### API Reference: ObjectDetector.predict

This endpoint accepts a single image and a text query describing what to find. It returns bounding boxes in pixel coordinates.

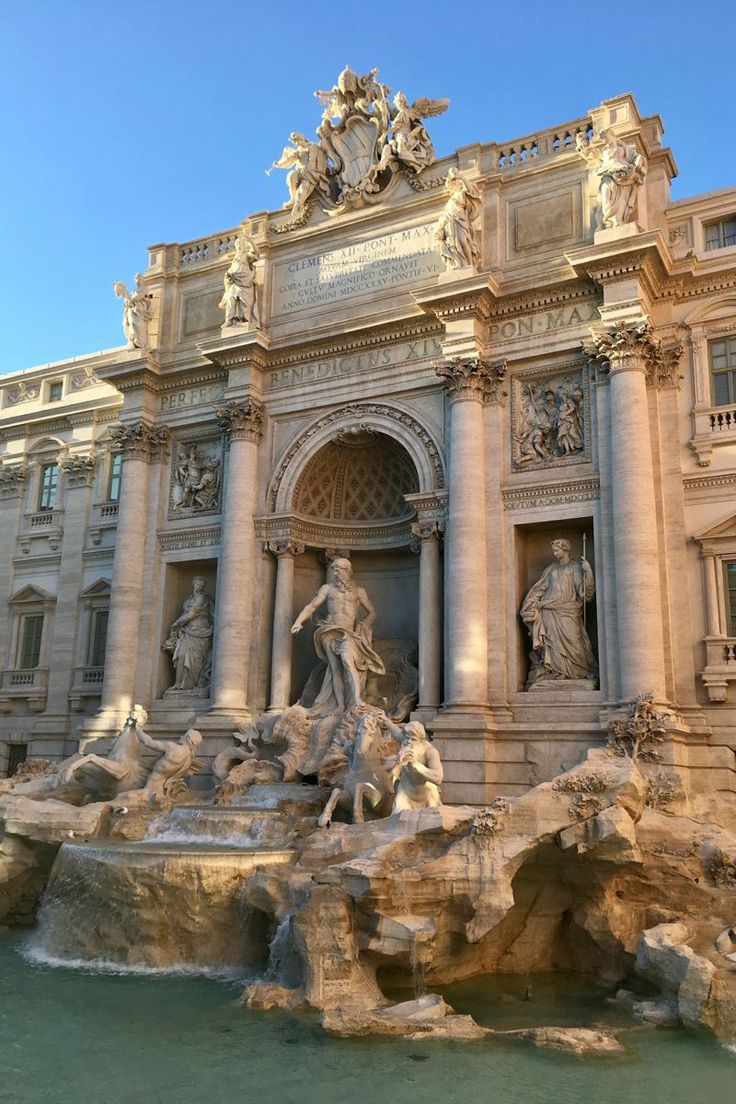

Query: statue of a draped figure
[163,576,214,694]
[520,539,597,688]
[291,557,385,717]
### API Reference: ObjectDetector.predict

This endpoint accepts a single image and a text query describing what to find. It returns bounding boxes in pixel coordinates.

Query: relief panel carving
[169,436,223,519]
[511,363,590,471]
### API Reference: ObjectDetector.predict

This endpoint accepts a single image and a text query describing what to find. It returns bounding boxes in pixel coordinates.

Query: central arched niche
[289,430,421,703]
[292,429,419,521]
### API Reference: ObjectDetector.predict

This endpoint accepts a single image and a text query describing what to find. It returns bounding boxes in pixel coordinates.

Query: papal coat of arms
[268,65,448,226]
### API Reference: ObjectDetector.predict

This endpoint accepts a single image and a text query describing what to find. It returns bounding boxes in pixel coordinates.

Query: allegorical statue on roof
[576,129,647,229]
[269,65,449,225]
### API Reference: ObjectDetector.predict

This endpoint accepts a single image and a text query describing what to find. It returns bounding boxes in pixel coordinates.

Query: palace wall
[1,89,736,805]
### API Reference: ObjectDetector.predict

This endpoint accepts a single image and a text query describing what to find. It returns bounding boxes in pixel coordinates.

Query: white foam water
[22,939,248,982]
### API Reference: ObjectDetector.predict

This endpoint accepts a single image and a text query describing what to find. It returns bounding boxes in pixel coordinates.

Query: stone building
[1,79,735,804]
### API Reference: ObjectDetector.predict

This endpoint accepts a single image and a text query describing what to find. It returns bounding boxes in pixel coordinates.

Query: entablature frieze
[157,525,222,552]
[502,476,600,511]
[254,511,415,552]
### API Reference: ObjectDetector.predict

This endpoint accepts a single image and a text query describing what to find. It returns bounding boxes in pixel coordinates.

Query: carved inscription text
[272,225,441,316]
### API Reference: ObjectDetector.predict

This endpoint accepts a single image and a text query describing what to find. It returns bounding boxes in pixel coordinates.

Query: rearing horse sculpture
[62,706,150,802]
[317,708,394,828]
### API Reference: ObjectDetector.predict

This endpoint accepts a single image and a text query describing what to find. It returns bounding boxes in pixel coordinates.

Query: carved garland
[269,402,445,510]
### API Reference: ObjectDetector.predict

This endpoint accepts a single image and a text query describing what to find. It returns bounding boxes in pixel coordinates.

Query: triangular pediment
[694,513,736,545]
[9,584,56,606]
[80,577,112,599]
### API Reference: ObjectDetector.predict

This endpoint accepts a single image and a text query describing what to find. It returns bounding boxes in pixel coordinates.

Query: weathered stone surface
[323,994,488,1040]
[0,795,110,845]
[500,1026,627,1057]
[0,836,51,926]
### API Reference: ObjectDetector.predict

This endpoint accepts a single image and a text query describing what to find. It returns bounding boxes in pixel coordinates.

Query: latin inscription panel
[272,224,441,316]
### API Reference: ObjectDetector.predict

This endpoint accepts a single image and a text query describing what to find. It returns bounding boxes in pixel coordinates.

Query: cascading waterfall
[27,798,300,972]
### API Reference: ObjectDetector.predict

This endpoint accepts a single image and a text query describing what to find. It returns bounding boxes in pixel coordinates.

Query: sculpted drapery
[521,540,596,686]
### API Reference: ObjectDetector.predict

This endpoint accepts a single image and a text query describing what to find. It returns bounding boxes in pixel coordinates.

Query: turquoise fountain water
[4,935,736,1104]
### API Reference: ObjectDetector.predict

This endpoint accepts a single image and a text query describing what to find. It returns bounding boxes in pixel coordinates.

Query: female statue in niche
[520,538,596,687]
[163,576,214,694]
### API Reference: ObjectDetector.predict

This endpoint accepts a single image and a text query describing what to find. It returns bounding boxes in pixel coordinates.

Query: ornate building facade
[1,79,735,803]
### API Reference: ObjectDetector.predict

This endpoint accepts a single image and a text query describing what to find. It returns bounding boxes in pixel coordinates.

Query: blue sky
[2,0,735,374]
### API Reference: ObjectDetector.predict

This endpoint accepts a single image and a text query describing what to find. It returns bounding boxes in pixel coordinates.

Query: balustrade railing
[496,118,593,171]
[179,234,236,268]
[1,668,48,691]
[709,407,736,432]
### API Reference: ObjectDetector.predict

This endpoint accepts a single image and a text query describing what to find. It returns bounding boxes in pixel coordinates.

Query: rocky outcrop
[242,750,736,1043]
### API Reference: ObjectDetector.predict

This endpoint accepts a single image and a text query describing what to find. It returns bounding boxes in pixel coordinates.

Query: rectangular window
[709,337,736,406]
[705,217,736,251]
[108,453,122,501]
[18,614,44,669]
[38,463,59,510]
[88,609,109,667]
[726,561,736,636]
[48,382,63,402]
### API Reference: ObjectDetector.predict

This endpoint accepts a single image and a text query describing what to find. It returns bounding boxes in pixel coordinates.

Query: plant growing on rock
[607,693,666,762]
[471,797,510,836]
[708,848,736,888]
[552,771,610,819]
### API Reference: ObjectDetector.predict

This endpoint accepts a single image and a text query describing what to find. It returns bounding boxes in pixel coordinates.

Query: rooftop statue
[269,65,448,222]
[113,275,153,351]
[576,129,646,229]
[435,167,482,270]
[219,235,260,328]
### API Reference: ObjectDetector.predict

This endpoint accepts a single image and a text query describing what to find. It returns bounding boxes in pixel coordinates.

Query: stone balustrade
[701,637,736,703]
[496,117,592,171]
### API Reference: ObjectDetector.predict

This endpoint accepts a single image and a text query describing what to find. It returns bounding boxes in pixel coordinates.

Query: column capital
[216,397,265,441]
[411,518,445,542]
[267,538,305,558]
[0,464,28,500]
[435,357,507,404]
[109,420,169,462]
[583,318,683,389]
[59,453,96,489]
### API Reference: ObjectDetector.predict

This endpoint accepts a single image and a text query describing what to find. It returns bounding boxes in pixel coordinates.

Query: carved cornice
[436,357,507,404]
[255,511,414,551]
[582,319,682,389]
[486,283,599,322]
[215,398,265,442]
[419,285,496,326]
[109,421,170,462]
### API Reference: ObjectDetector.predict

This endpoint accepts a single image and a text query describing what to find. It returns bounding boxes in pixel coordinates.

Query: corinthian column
[410,519,444,711]
[435,358,503,710]
[209,397,264,718]
[268,539,304,711]
[99,422,169,717]
[584,320,667,701]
